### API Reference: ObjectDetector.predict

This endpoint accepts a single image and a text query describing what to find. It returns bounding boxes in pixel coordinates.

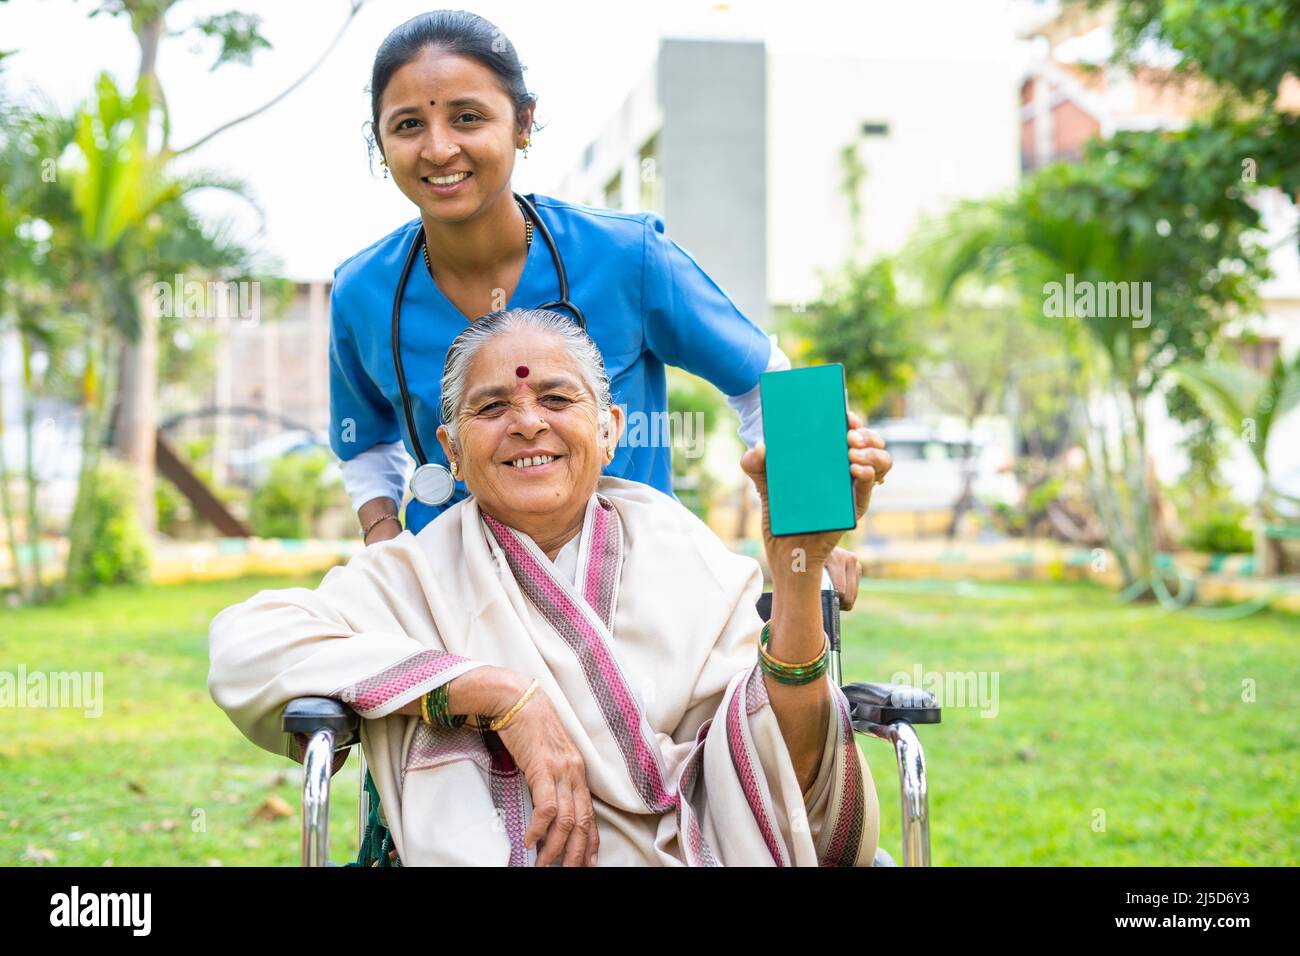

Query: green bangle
[758,621,830,686]
[421,684,467,729]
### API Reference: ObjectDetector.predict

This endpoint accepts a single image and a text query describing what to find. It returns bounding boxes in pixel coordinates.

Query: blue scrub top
[329,192,771,534]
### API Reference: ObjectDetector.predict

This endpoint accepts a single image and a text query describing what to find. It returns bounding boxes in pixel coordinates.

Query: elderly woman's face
[436,329,621,521]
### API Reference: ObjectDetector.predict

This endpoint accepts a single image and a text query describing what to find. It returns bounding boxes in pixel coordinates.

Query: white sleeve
[339,441,412,512]
[724,334,792,448]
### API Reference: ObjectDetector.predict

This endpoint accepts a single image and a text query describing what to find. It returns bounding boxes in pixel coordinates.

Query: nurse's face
[376,48,532,221]
[435,329,623,525]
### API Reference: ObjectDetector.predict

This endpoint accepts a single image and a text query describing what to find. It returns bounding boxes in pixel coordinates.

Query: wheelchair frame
[283,588,941,867]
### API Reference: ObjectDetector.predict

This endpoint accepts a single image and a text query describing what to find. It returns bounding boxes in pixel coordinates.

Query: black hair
[366,9,538,167]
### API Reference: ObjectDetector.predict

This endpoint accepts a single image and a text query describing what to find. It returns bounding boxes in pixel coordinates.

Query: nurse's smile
[421,170,472,196]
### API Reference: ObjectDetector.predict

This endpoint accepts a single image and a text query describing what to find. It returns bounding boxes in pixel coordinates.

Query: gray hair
[439,308,613,451]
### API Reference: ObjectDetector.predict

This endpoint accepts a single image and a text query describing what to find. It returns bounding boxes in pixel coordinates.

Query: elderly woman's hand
[741,410,890,589]
[494,680,600,867]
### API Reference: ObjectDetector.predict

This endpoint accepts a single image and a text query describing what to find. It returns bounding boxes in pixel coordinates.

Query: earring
[450,461,460,480]
[379,159,389,179]
[522,139,531,159]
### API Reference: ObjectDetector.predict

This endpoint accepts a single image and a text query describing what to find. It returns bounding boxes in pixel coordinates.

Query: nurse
[330,10,864,607]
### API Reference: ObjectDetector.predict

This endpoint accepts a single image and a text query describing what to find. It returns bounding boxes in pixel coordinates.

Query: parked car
[867,418,1018,513]
[227,430,342,489]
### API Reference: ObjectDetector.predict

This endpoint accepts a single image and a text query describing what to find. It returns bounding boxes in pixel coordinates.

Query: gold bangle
[758,623,829,669]
[488,678,539,733]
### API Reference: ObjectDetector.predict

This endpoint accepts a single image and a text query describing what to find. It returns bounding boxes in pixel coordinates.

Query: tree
[927,115,1268,589]
[1173,352,1300,569]
[0,67,266,598]
[1102,0,1300,105]
[792,257,923,416]
[65,0,368,533]
[54,72,262,591]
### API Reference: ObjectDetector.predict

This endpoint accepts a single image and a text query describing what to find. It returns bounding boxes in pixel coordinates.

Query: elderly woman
[209,308,893,866]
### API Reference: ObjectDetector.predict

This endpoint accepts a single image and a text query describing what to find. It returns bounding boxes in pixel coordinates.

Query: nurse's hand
[359,498,403,545]
[826,547,862,610]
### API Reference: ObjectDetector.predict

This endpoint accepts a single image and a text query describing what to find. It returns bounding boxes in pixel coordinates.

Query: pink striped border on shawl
[484,730,531,866]
[404,722,530,866]
[582,498,619,631]
[818,690,867,867]
[674,719,721,866]
[334,648,472,717]
[727,664,790,866]
[482,498,676,813]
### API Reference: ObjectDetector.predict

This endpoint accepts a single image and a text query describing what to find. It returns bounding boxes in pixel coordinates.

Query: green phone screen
[759,364,856,537]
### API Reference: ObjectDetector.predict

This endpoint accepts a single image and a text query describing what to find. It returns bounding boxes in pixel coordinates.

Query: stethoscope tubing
[389,193,587,499]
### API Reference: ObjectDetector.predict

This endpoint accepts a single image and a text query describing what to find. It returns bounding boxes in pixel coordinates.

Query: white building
[554,3,1025,321]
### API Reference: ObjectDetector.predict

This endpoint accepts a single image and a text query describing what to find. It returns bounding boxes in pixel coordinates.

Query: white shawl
[208,476,878,866]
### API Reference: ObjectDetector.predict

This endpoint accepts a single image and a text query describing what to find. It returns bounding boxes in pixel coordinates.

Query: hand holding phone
[741,365,891,579]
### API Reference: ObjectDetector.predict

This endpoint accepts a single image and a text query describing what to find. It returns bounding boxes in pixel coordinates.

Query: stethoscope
[392,192,587,506]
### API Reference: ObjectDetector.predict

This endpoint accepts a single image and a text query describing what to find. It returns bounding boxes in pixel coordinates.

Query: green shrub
[249,449,337,539]
[1184,501,1253,554]
[67,457,151,591]
[156,478,186,535]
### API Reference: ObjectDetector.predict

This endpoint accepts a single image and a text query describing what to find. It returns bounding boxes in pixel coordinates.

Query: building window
[1236,337,1281,373]
[639,133,662,214]
[603,170,623,210]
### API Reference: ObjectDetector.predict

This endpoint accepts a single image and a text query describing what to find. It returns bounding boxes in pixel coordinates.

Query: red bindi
[515,365,529,378]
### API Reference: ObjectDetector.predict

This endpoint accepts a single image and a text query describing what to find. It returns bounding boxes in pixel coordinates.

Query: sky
[0,0,1032,279]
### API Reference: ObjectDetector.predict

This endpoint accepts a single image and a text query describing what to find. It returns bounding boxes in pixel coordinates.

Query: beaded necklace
[422,199,532,280]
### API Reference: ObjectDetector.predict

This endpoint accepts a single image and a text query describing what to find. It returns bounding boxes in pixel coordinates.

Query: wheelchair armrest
[842,682,941,726]
[282,697,361,749]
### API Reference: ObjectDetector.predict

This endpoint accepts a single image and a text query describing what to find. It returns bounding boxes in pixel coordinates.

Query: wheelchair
[283,584,941,867]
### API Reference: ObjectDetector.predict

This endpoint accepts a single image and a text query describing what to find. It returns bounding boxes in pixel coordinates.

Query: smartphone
[759,364,856,537]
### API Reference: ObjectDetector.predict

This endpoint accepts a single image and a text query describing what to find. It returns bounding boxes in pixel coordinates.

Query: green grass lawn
[1,574,1295,866]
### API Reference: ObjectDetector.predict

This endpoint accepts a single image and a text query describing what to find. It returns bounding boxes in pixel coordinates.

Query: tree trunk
[1077,385,1136,587]
[66,327,114,593]
[114,283,158,534]
[108,8,167,537]
[946,454,977,539]
[0,349,30,603]
[20,330,46,600]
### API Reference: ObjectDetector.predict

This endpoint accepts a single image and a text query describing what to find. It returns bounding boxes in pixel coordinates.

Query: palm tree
[919,118,1268,596]
[20,72,261,594]
[105,0,369,533]
[1174,353,1300,572]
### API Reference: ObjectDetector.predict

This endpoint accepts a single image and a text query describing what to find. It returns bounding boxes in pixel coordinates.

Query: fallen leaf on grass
[23,846,55,865]
[250,795,294,822]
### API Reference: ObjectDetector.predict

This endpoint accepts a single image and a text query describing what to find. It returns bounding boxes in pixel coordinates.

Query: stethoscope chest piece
[410,462,456,506]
